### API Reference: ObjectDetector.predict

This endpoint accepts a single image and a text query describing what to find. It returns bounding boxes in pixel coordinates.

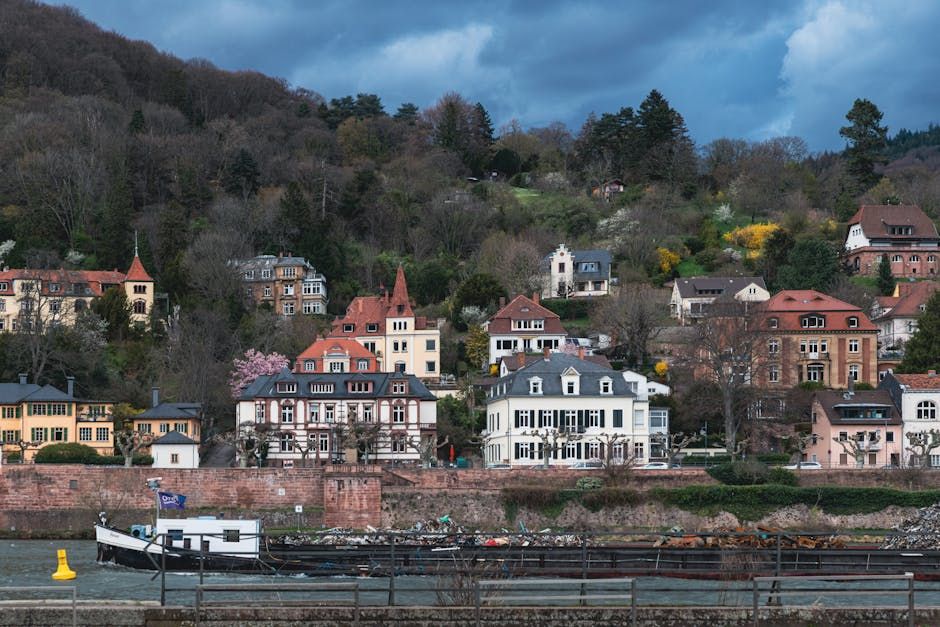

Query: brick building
[843,205,940,278]
[238,253,327,317]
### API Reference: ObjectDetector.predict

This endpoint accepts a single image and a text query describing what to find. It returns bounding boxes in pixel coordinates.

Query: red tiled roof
[893,373,940,390]
[847,205,939,239]
[387,265,414,318]
[331,295,387,336]
[0,268,127,296]
[877,281,940,319]
[294,338,378,372]
[759,290,877,331]
[125,255,154,282]
[486,295,566,335]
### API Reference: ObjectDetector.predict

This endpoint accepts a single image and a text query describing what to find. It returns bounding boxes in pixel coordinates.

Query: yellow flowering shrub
[657,247,681,274]
[722,223,780,253]
[654,361,669,378]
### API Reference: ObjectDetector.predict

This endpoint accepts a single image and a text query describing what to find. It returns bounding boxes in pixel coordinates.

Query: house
[0,374,114,461]
[483,351,652,468]
[591,179,626,202]
[881,372,940,467]
[484,294,568,365]
[804,389,902,468]
[755,290,879,389]
[238,253,327,317]
[540,244,612,299]
[843,205,940,278]
[669,276,769,325]
[150,431,200,468]
[133,388,202,444]
[329,266,440,381]
[235,368,437,466]
[498,351,611,378]
[0,253,154,332]
[871,281,940,358]
[293,337,380,374]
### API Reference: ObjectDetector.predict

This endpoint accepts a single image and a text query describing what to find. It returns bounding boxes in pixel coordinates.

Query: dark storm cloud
[56,0,940,151]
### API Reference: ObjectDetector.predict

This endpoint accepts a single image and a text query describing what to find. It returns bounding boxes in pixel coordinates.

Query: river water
[1,540,938,608]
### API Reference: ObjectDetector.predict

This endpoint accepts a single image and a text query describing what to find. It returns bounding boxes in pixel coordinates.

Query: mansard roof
[848,205,939,240]
[239,371,436,401]
[491,352,636,398]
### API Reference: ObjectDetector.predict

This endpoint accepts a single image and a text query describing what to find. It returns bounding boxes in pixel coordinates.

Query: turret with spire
[386,264,414,318]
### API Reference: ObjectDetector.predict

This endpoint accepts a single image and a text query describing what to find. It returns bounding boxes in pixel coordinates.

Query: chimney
[66,376,74,397]
[532,292,540,305]
[577,347,585,360]
[18,373,27,385]
[499,296,506,308]
[151,387,160,408]
[930,370,938,377]
[543,346,551,361]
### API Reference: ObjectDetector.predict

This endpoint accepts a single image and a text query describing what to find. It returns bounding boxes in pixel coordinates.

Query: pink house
[805,389,902,468]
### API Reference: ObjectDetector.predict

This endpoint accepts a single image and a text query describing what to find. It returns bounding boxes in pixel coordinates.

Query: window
[30,427,46,442]
[612,409,623,428]
[263,285,272,297]
[848,364,859,382]
[282,302,295,316]
[302,301,320,314]
[160,423,169,433]
[768,317,779,329]
[633,409,644,428]
[319,433,329,452]
[280,432,294,452]
[911,255,920,262]
[633,442,645,460]
[79,427,92,441]
[849,339,859,353]
[392,381,407,395]
[302,281,321,295]
[801,315,825,328]
[426,339,436,351]
[245,287,253,298]
[96,427,109,441]
[1,430,19,443]
[343,323,354,333]
[223,529,240,543]
[277,382,297,393]
[283,283,295,296]
[566,381,575,395]
[357,359,369,370]
[363,404,374,422]
[329,361,346,373]
[768,339,779,354]
[309,403,319,422]
[917,401,937,420]
[391,436,407,453]
[887,431,895,443]
[255,404,265,421]
[511,319,544,330]
[768,365,779,383]
[838,431,847,441]
[425,361,436,373]
[393,403,405,423]
[51,427,67,441]
[892,255,902,262]
[280,404,294,423]
[309,383,334,394]
[806,363,825,382]
[0,282,6,290]
[600,378,612,394]
[50,300,61,313]
[138,423,152,434]
[133,284,147,294]
[244,270,255,280]
[516,410,531,428]
[349,381,370,393]
[174,422,187,434]
[847,317,858,328]
[304,360,316,372]
[930,256,937,263]
[283,266,296,278]
[588,410,601,428]
[170,453,179,464]
[261,269,272,279]
[392,320,408,331]
[133,300,147,315]
[558,263,565,273]
[366,323,378,333]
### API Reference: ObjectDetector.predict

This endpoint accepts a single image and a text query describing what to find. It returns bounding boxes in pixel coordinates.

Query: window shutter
[553,410,559,428]
[529,446,536,460]
[576,442,582,459]
[561,445,566,459]
[598,443,605,460]
[514,410,520,429]
[577,410,585,428]
[538,443,544,459]
[600,410,605,428]
[514,442,520,460]
[64,428,68,441]
[614,410,623,428]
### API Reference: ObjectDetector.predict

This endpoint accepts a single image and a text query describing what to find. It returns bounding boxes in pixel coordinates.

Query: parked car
[639,462,677,470]
[570,460,604,470]
[486,463,512,470]
[783,461,822,470]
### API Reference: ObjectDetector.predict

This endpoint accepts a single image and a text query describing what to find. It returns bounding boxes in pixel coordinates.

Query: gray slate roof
[540,248,611,279]
[0,382,90,404]
[490,353,637,399]
[151,431,198,446]
[239,369,436,401]
[137,402,202,420]
[237,255,325,279]
[674,276,766,299]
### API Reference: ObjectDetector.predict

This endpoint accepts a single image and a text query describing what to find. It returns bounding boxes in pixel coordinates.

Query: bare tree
[592,283,665,367]
[114,429,154,467]
[520,428,583,468]
[681,301,765,458]
[13,439,41,463]
[12,273,67,383]
[905,430,940,468]
[779,432,815,468]
[833,431,880,468]
[652,432,699,467]
[215,420,272,468]
[405,434,451,467]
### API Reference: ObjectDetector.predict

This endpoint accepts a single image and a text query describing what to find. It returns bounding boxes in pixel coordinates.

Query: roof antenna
[134,230,139,257]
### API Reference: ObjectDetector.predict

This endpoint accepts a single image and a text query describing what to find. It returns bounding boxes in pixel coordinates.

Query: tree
[215,420,272,468]
[834,431,880,468]
[877,254,896,296]
[839,98,888,193]
[114,429,154,467]
[520,428,583,469]
[393,103,419,124]
[759,228,796,291]
[779,432,815,468]
[897,291,940,373]
[464,324,490,371]
[222,149,260,200]
[92,286,132,341]
[775,238,841,292]
[652,432,699,467]
[682,301,765,458]
[905,429,940,468]
[228,349,289,399]
[405,434,450,467]
[591,284,664,367]
[452,273,507,324]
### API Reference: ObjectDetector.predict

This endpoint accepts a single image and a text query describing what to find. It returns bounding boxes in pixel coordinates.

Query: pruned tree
[588,432,632,468]
[520,428,583,468]
[681,300,765,458]
[652,431,699,467]
[592,283,664,367]
[333,420,385,464]
[905,429,940,468]
[834,431,880,468]
[13,439,41,463]
[114,429,154,467]
[405,434,450,467]
[216,420,273,468]
[779,432,816,468]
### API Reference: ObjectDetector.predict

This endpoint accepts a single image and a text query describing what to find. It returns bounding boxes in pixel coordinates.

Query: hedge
[706,461,797,486]
[682,453,790,466]
[34,443,99,463]
[540,298,599,320]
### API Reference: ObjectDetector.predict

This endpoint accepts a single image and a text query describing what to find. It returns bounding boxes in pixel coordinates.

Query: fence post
[580,534,588,606]
[160,536,166,606]
[775,532,782,577]
[474,580,482,627]
[70,585,77,627]
[199,533,204,585]
[195,585,201,627]
[752,578,759,627]
[388,534,396,606]
[630,578,637,627]
[907,572,914,627]
[354,581,360,627]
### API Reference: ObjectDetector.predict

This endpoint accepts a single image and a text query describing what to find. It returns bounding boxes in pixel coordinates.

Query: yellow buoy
[51,548,76,580]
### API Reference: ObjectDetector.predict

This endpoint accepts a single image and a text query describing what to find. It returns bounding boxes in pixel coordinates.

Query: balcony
[799,351,829,360]
[857,440,882,451]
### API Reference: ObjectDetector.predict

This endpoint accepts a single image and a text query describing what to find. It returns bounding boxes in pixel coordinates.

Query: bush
[541,298,597,320]
[683,453,790,466]
[5,451,21,463]
[576,477,604,491]
[34,443,99,464]
[707,460,770,485]
[767,467,798,486]
[580,488,638,512]
[86,454,154,466]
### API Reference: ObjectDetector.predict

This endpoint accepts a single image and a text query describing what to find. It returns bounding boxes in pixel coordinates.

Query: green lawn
[850,275,879,290]
[511,187,541,205]
[677,258,706,277]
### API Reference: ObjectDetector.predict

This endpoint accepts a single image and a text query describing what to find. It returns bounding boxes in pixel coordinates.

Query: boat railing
[0,585,77,627]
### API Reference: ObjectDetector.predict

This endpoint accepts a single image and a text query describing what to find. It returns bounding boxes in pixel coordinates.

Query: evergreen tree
[775,238,841,292]
[839,98,888,193]
[393,102,419,124]
[98,158,134,270]
[635,89,695,185]
[877,254,895,296]
[222,149,261,199]
[92,286,131,341]
[127,109,146,134]
[759,228,795,291]
[897,291,940,373]
[434,98,465,153]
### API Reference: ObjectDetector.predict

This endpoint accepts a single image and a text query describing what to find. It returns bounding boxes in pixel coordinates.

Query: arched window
[133,300,147,315]
[917,400,937,420]
[854,257,860,270]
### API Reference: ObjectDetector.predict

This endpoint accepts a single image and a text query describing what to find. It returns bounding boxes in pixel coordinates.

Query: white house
[669,276,769,325]
[540,244,613,299]
[881,372,940,466]
[150,431,200,469]
[483,352,651,468]
[236,369,438,466]
[484,294,568,365]
[872,281,940,357]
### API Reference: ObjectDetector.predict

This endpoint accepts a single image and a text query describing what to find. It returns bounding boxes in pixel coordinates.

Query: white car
[640,462,671,470]
[570,460,604,470]
[783,461,822,470]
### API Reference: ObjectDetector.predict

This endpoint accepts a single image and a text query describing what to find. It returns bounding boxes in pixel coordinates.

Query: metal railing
[476,577,636,626]
[751,573,915,627]
[194,582,360,627]
[0,585,77,627]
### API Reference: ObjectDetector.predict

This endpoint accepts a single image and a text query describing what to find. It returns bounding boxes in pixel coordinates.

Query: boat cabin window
[166,528,183,546]
[224,529,240,543]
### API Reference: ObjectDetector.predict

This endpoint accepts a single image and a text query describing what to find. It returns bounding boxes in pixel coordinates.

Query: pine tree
[897,291,940,373]
[877,254,895,296]
[394,103,419,124]
[98,158,134,270]
[222,149,261,199]
[840,98,888,193]
[127,109,146,134]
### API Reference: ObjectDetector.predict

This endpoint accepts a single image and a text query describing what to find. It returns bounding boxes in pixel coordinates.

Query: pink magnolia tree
[229,349,289,399]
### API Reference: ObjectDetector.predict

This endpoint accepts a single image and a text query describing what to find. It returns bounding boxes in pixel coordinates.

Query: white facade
[540,244,612,299]
[488,330,568,364]
[896,388,940,466]
[669,278,769,325]
[844,223,870,251]
[152,442,200,468]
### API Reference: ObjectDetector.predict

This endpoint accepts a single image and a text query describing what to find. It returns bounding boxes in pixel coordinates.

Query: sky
[54,0,940,152]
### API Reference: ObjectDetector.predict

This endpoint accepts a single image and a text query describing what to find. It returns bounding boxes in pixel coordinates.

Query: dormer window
[276,382,296,393]
[348,381,371,393]
[343,324,354,333]
[600,377,612,395]
[309,383,334,394]
[566,382,576,395]
[304,360,316,372]
[367,323,378,333]
[392,381,407,395]
[801,315,825,329]
[244,270,254,280]
[529,377,543,395]
[768,317,778,329]
[261,269,272,279]
[512,319,544,331]
[847,317,859,328]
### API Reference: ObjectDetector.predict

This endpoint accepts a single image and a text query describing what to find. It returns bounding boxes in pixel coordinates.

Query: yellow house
[132,387,202,446]
[0,375,114,461]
